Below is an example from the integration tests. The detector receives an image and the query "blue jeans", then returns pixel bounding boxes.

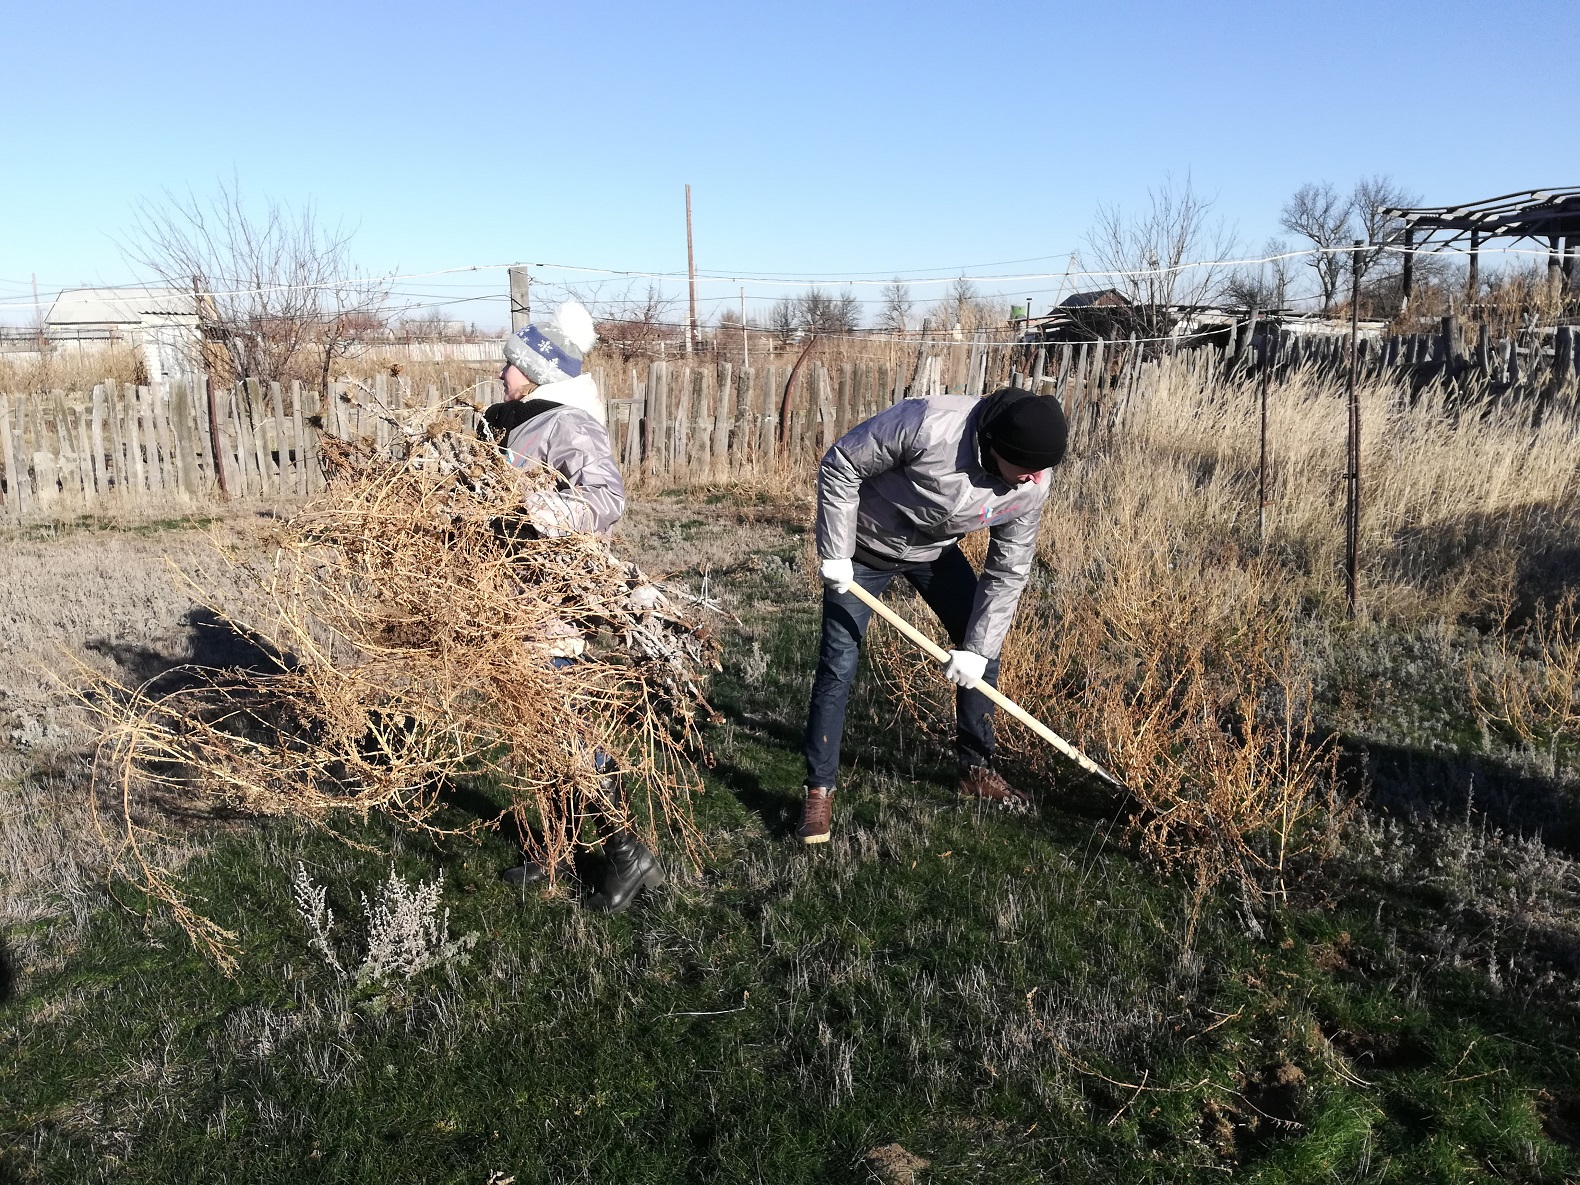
[804,546,999,788]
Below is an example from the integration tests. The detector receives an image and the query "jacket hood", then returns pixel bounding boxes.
[535,373,605,427]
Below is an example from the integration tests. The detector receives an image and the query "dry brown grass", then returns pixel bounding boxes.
[78,408,720,971]
[1469,590,1580,779]
[0,345,143,393]
[870,361,1580,932]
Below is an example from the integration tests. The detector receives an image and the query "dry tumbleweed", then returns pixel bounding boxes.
[85,400,719,972]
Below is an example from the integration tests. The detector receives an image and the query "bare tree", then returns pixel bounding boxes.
[768,297,799,345]
[1279,182,1353,314]
[798,286,861,334]
[1352,174,1418,277]
[1223,237,1295,311]
[878,279,912,333]
[1086,175,1236,337]
[127,179,390,388]
[593,283,676,361]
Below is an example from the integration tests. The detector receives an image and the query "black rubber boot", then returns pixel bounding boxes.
[499,857,574,888]
[585,827,665,914]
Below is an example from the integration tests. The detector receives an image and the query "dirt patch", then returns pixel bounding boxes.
[864,1142,929,1183]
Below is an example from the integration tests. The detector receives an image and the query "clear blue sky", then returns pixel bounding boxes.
[2,0,1573,327]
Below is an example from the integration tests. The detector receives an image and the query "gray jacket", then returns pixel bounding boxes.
[816,395,1049,659]
[503,405,626,536]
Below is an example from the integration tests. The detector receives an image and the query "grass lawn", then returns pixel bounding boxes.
[3,495,1579,1183]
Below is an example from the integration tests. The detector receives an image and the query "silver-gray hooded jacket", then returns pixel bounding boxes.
[816,393,1049,659]
[503,404,626,536]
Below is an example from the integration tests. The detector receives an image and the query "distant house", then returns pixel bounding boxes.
[1059,289,1131,310]
[1024,288,1137,343]
[45,286,199,381]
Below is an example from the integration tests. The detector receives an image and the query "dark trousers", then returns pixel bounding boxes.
[803,546,999,788]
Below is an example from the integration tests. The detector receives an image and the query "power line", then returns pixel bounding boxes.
[2,242,1565,313]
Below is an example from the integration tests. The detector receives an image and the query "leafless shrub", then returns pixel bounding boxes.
[1087,175,1236,336]
[125,178,392,388]
[593,283,679,361]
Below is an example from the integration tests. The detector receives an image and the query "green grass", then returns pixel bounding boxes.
[3,536,1579,1182]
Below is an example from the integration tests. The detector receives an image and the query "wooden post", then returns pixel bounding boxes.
[123,386,145,498]
[137,387,165,497]
[779,335,818,454]
[713,361,732,475]
[291,380,308,496]
[685,184,698,354]
[167,383,197,495]
[1550,236,1564,299]
[508,267,531,333]
[72,403,95,506]
[1345,240,1363,619]
[624,369,644,469]
[733,366,754,472]
[245,379,270,495]
[648,361,668,478]
[1476,323,1491,375]
[201,374,228,498]
[1554,325,1575,392]
[270,381,289,495]
[1442,315,1461,379]
[0,395,18,518]
[302,387,325,494]
[1400,226,1414,313]
[89,385,107,498]
[1467,230,1480,303]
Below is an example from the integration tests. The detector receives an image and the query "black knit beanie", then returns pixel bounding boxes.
[979,387,1068,470]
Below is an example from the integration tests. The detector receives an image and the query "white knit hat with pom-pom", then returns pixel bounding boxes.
[502,300,598,387]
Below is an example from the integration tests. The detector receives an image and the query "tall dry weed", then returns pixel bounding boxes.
[871,360,1579,935]
[1468,591,1580,778]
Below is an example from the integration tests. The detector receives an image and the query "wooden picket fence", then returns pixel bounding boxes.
[2,323,1576,521]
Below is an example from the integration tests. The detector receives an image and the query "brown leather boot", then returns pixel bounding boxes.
[797,785,834,844]
[958,765,1033,812]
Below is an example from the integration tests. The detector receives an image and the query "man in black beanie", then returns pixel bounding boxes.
[798,386,1068,845]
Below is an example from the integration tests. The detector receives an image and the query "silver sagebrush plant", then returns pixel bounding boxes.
[292,862,476,988]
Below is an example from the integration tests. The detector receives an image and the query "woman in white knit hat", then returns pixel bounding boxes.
[484,301,662,914]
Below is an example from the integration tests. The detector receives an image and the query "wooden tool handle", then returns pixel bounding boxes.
[844,580,1124,790]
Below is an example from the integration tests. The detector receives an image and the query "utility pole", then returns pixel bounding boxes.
[31,273,42,352]
[1344,240,1363,618]
[740,286,748,368]
[685,184,698,354]
[508,267,531,333]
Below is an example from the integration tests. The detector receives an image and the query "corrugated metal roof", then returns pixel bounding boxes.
[45,286,197,326]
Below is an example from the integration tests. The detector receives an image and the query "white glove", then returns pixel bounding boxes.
[943,649,988,687]
[819,556,854,594]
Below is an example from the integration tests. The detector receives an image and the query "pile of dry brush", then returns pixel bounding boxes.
[85,402,719,972]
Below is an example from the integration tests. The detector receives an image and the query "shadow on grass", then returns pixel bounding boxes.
[0,932,12,1005]
[86,606,293,695]
[1342,733,1580,854]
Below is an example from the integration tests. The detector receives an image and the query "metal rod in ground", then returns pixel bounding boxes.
[1345,239,1363,617]
[844,580,1125,791]
[1258,323,1269,540]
